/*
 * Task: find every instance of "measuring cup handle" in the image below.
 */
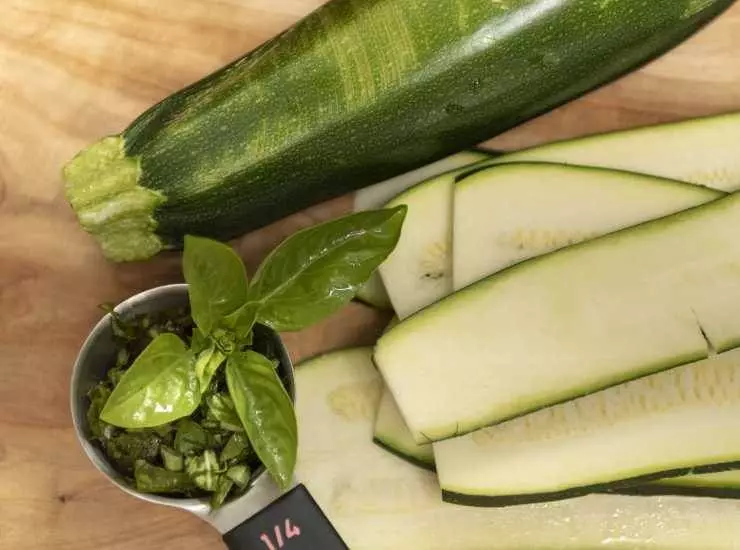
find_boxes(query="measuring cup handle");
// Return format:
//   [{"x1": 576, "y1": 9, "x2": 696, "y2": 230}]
[{"x1": 220, "y1": 480, "x2": 349, "y2": 549}]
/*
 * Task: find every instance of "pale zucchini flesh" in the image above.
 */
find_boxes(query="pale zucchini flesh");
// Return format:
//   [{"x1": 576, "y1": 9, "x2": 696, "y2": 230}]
[
  {"x1": 353, "y1": 150, "x2": 492, "y2": 212},
  {"x1": 376, "y1": 192, "x2": 740, "y2": 443},
  {"x1": 488, "y1": 111, "x2": 740, "y2": 192},
  {"x1": 353, "y1": 150, "x2": 492, "y2": 310},
  {"x1": 434, "y1": 347, "x2": 740, "y2": 505},
  {"x1": 373, "y1": 166, "x2": 475, "y2": 466},
  {"x1": 377, "y1": 170, "x2": 458, "y2": 320},
  {"x1": 294, "y1": 348, "x2": 740, "y2": 549},
  {"x1": 373, "y1": 390, "x2": 435, "y2": 470},
  {"x1": 447, "y1": 162, "x2": 740, "y2": 496},
  {"x1": 373, "y1": 319, "x2": 435, "y2": 470},
  {"x1": 378, "y1": 163, "x2": 725, "y2": 472},
  {"x1": 354, "y1": 272, "x2": 393, "y2": 310},
  {"x1": 453, "y1": 163, "x2": 724, "y2": 289}
]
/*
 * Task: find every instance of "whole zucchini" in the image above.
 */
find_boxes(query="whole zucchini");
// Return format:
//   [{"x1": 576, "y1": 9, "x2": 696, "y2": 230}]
[{"x1": 63, "y1": 0, "x2": 734, "y2": 262}]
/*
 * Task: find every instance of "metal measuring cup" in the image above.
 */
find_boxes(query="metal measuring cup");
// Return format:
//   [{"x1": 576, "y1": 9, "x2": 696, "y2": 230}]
[{"x1": 69, "y1": 284, "x2": 346, "y2": 549}]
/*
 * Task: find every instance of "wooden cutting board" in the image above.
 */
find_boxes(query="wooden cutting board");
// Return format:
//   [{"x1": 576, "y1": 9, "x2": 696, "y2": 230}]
[{"x1": 2, "y1": 1, "x2": 740, "y2": 548}]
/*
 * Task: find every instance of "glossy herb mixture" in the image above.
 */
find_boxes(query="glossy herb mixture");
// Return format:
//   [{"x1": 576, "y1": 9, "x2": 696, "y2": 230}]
[{"x1": 86, "y1": 207, "x2": 407, "y2": 507}]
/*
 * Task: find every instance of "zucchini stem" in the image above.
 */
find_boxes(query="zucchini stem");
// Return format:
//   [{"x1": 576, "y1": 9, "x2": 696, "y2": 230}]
[{"x1": 63, "y1": 136, "x2": 166, "y2": 262}]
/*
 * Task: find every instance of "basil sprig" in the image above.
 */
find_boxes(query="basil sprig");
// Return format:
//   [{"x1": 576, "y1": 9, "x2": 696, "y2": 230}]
[{"x1": 92, "y1": 206, "x2": 406, "y2": 504}]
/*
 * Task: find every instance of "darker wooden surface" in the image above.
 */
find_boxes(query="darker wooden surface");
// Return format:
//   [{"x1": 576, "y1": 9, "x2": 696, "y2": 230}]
[{"x1": 2, "y1": 1, "x2": 740, "y2": 548}]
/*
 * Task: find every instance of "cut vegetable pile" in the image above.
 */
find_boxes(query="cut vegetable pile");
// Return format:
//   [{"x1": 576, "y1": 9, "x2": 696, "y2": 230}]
[
  {"x1": 435, "y1": 348, "x2": 740, "y2": 506},
  {"x1": 293, "y1": 348, "x2": 740, "y2": 548},
  {"x1": 379, "y1": 187, "x2": 740, "y2": 442},
  {"x1": 369, "y1": 163, "x2": 494, "y2": 468},
  {"x1": 365, "y1": 110, "x2": 740, "y2": 514},
  {"x1": 483, "y1": 111, "x2": 740, "y2": 191}
]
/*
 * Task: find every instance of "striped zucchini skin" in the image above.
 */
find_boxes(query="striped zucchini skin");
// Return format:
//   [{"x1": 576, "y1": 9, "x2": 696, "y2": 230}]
[{"x1": 64, "y1": 0, "x2": 734, "y2": 261}]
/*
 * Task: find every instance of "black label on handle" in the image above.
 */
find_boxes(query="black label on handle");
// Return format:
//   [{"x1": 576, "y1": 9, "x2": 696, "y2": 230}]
[{"x1": 222, "y1": 484, "x2": 349, "y2": 550}]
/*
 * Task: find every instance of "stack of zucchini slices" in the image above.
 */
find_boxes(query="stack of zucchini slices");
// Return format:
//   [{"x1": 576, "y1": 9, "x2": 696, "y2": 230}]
[{"x1": 356, "y1": 111, "x2": 740, "y2": 505}]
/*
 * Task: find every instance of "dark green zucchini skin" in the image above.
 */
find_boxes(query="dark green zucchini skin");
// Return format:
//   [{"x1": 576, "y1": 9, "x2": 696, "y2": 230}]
[
  {"x1": 442, "y1": 462, "x2": 740, "y2": 507},
  {"x1": 373, "y1": 437, "x2": 437, "y2": 473},
  {"x1": 65, "y1": 0, "x2": 735, "y2": 260},
  {"x1": 613, "y1": 485, "x2": 740, "y2": 500}
]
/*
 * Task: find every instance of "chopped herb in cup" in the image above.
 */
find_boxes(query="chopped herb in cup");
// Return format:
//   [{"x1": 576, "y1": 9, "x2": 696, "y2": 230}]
[{"x1": 85, "y1": 207, "x2": 406, "y2": 508}]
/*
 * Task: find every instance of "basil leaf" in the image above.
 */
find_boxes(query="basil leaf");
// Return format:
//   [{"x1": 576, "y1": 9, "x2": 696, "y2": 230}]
[
  {"x1": 100, "y1": 334, "x2": 199, "y2": 429},
  {"x1": 102, "y1": 306, "x2": 138, "y2": 341},
  {"x1": 183, "y1": 235, "x2": 249, "y2": 335},
  {"x1": 209, "y1": 430, "x2": 231, "y2": 448},
  {"x1": 108, "y1": 366, "x2": 126, "y2": 387},
  {"x1": 105, "y1": 431, "x2": 162, "y2": 476},
  {"x1": 220, "y1": 432, "x2": 251, "y2": 464},
  {"x1": 135, "y1": 460, "x2": 195, "y2": 494},
  {"x1": 206, "y1": 393, "x2": 244, "y2": 432},
  {"x1": 226, "y1": 464, "x2": 251, "y2": 489},
  {"x1": 222, "y1": 301, "x2": 260, "y2": 342},
  {"x1": 226, "y1": 351, "x2": 297, "y2": 490},
  {"x1": 87, "y1": 383, "x2": 112, "y2": 438},
  {"x1": 174, "y1": 418, "x2": 208, "y2": 455},
  {"x1": 200, "y1": 409, "x2": 222, "y2": 431},
  {"x1": 161, "y1": 445, "x2": 184, "y2": 472},
  {"x1": 210, "y1": 476, "x2": 234, "y2": 509},
  {"x1": 151, "y1": 422, "x2": 175, "y2": 441},
  {"x1": 194, "y1": 345, "x2": 226, "y2": 391},
  {"x1": 212, "y1": 328, "x2": 238, "y2": 355},
  {"x1": 115, "y1": 348, "x2": 130, "y2": 368},
  {"x1": 250, "y1": 207, "x2": 407, "y2": 331},
  {"x1": 186, "y1": 450, "x2": 222, "y2": 491},
  {"x1": 190, "y1": 326, "x2": 209, "y2": 354}
]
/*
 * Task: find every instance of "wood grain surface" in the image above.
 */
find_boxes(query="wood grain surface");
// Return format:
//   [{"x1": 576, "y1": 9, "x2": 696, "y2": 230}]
[{"x1": 2, "y1": 1, "x2": 740, "y2": 548}]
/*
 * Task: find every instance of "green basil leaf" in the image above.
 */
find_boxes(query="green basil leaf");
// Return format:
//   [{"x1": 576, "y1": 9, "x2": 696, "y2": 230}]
[
  {"x1": 209, "y1": 430, "x2": 230, "y2": 448},
  {"x1": 105, "y1": 431, "x2": 162, "y2": 476},
  {"x1": 210, "y1": 476, "x2": 234, "y2": 509},
  {"x1": 135, "y1": 460, "x2": 195, "y2": 494},
  {"x1": 161, "y1": 445, "x2": 184, "y2": 472},
  {"x1": 100, "y1": 334, "x2": 199, "y2": 429},
  {"x1": 194, "y1": 345, "x2": 226, "y2": 391},
  {"x1": 200, "y1": 410, "x2": 222, "y2": 431},
  {"x1": 220, "y1": 432, "x2": 251, "y2": 464},
  {"x1": 190, "y1": 326, "x2": 209, "y2": 355},
  {"x1": 185, "y1": 450, "x2": 222, "y2": 491},
  {"x1": 225, "y1": 351, "x2": 297, "y2": 490},
  {"x1": 115, "y1": 348, "x2": 130, "y2": 368},
  {"x1": 87, "y1": 383, "x2": 112, "y2": 439},
  {"x1": 183, "y1": 235, "x2": 249, "y2": 335},
  {"x1": 221, "y1": 301, "x2": 260, "y2": 342},
  {"x1": 174, "y1": 418, "x2": 208, "y2": 455},
  {"x1": 250, "y1": 207, "x2": 407, "y2": 331},
  {"x1": 151, "y1": 422, "x2": 175, "y2": 441},
  {"x1": 104, "y1": 306, "x2": 138, "y2": 341},
  {"x1": 206, "y1": 393, "x2": 244, "y2": 432},
  {"x1": 108, "y1": 365, "x2": 126, "y2": 387},
  {"x1": 211, "y1": 328, "x2": 238, "y2": 355},
  {"x1": 226, "y1": 464, "x2": 251, "y2": 489}
]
